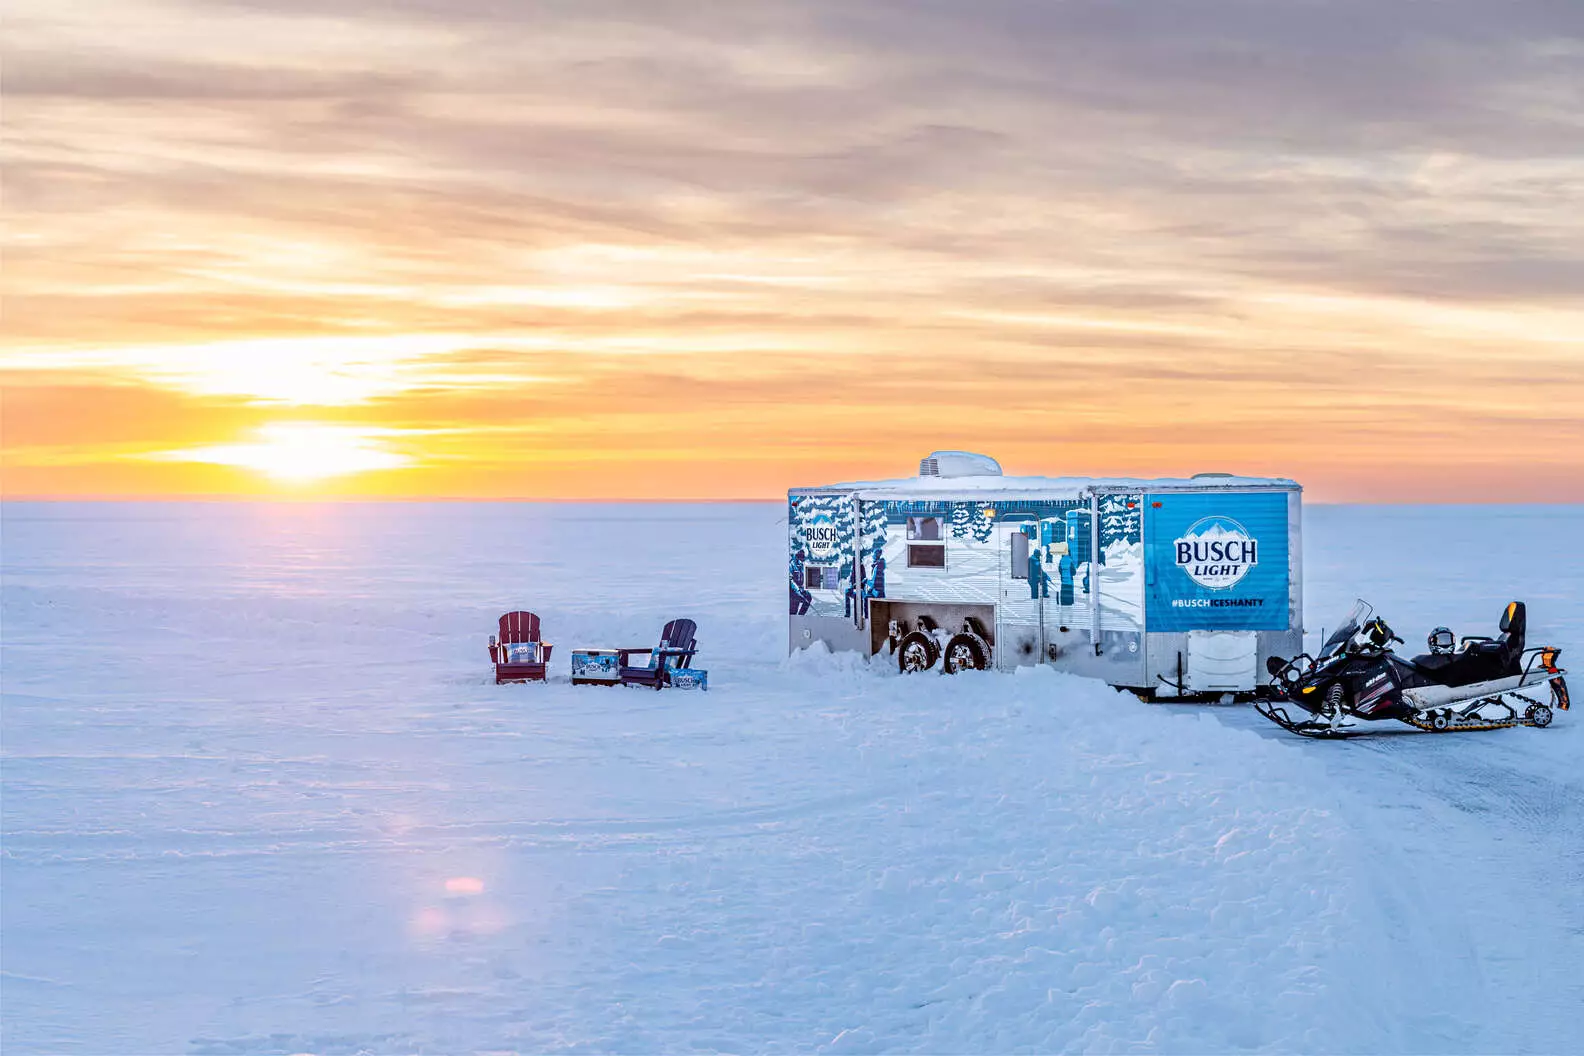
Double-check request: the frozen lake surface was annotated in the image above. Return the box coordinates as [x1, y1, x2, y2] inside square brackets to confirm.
[3, 502, 1582, 1054]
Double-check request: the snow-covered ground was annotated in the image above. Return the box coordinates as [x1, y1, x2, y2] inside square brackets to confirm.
[2, 501, 1581, 1054]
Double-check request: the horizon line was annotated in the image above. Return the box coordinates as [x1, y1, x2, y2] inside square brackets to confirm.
[3, 495, 1581, 508]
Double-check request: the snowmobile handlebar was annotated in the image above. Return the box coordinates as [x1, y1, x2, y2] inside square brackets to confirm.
[1362, 617, 1402, 650]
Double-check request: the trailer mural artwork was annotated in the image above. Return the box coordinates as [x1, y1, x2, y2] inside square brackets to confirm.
[787, 493, 855, 619]
[789, 452, 1303, 697]
[790, 492, 1152, 646]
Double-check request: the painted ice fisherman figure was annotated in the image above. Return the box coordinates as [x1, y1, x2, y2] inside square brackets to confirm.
[1027, 544, 1051, 600]
[1057, 551, 1077, 607]
[843, 553, 888, 619]
[789, 547, 812, 615]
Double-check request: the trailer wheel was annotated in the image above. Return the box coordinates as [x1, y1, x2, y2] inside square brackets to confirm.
[942, 633, 988, 674]
[897, 631, 939, 674]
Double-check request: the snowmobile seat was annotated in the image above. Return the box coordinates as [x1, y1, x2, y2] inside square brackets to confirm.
[491, 610, 553, 684]
[617, 618, 697, 689]
[1408, 603, 1526, 687]
[1467, 601, 1525, 677]
[1407, 650, 1463, 682]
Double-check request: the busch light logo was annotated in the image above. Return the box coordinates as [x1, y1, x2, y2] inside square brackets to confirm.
[1174, 516, 1258, 590]
[805, 514, 840, 561]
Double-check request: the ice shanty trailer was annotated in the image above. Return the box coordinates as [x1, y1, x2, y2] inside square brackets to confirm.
[788, 451, 1303, 697]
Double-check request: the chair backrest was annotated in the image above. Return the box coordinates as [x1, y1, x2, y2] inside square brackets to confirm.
[499, 610, 543, 644]
[659, 618, 697, 667]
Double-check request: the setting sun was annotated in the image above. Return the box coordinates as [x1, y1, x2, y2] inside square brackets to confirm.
[148, 423, 413, 484]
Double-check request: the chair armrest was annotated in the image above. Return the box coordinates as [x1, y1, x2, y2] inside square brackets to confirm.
[542, 644, 554, 662]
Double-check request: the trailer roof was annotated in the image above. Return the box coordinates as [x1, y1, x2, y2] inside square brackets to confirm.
[789, 473, 1299, 498]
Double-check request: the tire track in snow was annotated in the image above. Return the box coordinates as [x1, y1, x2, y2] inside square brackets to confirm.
[1223, 706, 1584, 1052]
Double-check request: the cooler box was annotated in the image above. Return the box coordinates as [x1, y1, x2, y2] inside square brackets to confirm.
[570, 648, 620, 685]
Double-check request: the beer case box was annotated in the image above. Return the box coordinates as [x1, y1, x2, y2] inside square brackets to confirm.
[668, 668, 708, 691]
[788, 451, 1302, 697]
[504, 642, 541, 664]
[570, 649, 621, 685]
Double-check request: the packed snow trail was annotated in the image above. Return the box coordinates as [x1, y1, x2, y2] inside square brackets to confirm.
[2, 502, 1580, 1054]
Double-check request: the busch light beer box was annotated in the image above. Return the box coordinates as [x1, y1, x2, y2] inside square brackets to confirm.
[668, 667, 709, 691]
[504, 641, 541, 664]
[570, 648, 620, 684]
[787, 451, 1301, 698]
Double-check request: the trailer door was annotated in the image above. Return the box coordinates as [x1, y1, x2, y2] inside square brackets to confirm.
[995, 516, 1045, 670]
[1089, 491, 1146, 679]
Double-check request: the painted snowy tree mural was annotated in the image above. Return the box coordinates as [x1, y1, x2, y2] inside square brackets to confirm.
[861, 501, 888, 562]
[971, 504, 995, 543]
[949, 502, 973, 539]
[833, 497, 857, 584]
[1099, 494, 1142, 549]
[859, 500, 889, 612]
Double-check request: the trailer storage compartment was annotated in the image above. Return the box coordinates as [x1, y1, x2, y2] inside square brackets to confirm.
[788, 452, 1302, 696]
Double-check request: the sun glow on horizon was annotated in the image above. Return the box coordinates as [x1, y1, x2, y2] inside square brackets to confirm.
[148, 423, 414, 483]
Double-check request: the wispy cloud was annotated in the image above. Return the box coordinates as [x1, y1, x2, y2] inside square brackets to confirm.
[3, 0, 1581, 499]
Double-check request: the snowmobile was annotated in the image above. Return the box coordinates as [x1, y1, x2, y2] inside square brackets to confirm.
[1255, 600, 1569, 738]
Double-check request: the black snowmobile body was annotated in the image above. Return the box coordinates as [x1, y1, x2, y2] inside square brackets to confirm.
[1256, 601, 1570, 738]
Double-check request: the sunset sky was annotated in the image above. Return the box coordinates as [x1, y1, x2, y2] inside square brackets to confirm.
[4, 0, 1581, 501]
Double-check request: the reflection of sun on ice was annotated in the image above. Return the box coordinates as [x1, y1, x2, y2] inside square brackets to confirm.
[151, 423, 413, 483]
[411, 876, 502, 943]
[444, 876, 485, 896]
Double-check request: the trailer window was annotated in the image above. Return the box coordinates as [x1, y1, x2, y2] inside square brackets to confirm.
[907, 516, 943, 541]
[907, 544, 946, 568]
[1010, 531, 1029, 578]
[805, 566, 840, 590]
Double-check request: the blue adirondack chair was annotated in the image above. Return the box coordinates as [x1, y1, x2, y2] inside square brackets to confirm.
[617, 619, 698, 689]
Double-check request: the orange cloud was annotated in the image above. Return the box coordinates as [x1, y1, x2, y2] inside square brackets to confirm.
[3, 0, 1582, 501]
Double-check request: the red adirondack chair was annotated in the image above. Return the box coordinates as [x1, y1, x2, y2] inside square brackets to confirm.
[490, 610, 553, 684]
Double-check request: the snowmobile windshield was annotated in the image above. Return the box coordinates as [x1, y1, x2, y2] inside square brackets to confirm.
[1320, 600, 1373, 658]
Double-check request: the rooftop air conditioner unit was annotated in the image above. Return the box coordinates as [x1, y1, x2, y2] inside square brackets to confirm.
[919, 451, 1002, 478]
